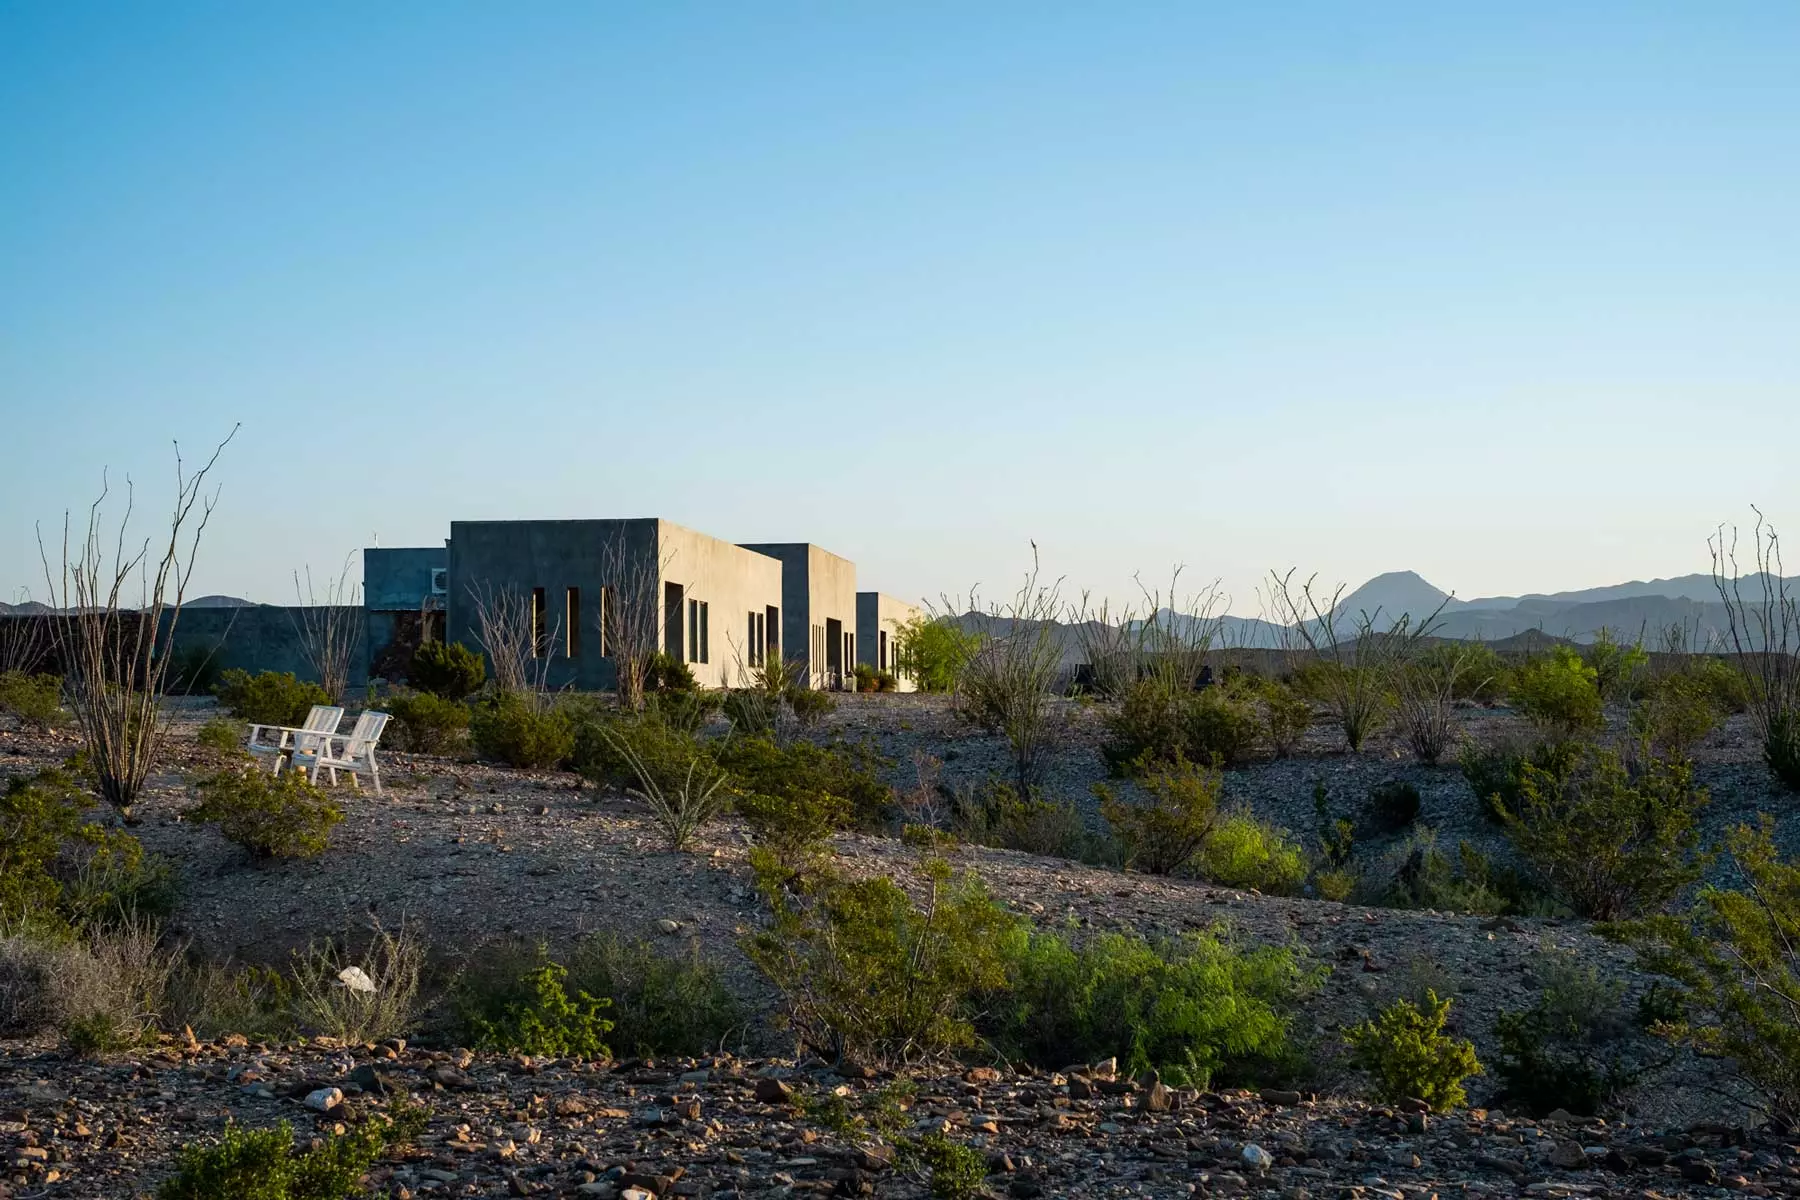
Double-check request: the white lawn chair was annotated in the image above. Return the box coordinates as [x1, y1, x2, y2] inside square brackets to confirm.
[245, 705, 344, 774]
[288, 710, 390, 794]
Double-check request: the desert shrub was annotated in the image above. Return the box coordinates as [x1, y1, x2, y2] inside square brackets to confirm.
[407, 639, 486, 700]
[876, 671, 899, 692]
[2, 769, 171, 936]
[737, 788, 848, 877]
[165, 960, 296, 1043]
[1584, 628, 1650, 703]
[786, 686, 836, 728]
[157, 1103, 427, 1200]
[1509, 648, 1604, 739]
[1102, 680, 1261, 775]
[56, 832, 179, 933]
[565, 933, 743, 1057]
[165, 646, 225, 697]
[721, 688, 778, 737]
[1367, 779, 1422, 833]
[0, 670, 64, 728]
[1459, 737, 1583, 824]
[1199, 814, 1307, 895]
[1494, 949, 1640, 1117]
[1768, 710, 1800, 793]
[1346, 990, 1481, 1111]
[188, 768, 343, 862]
[1349, 828, 1537, 916]
[717, 735, 893, 830]
[895, 616, 983, 694]
[468, 961, 613, 1058]
[1629, 672, 1721, 762]
[645, 651, 698, 692]
[58, 922, 178, 1056]
[1621, 819, 1800, 1125]
[1261, 682, 1313, 758]
[196, 718, 244, 754]
[605, 722, 731, 850]
[287, 926, 424, 1044]
[745, 854, 1023, 1061]
[1097, 753, 1223, 876]
[468, 691, 574, 768]
[909, 1132, 989, 1200]
[382, 690, 470, 754]
[1681, 655, 1751, 714]
[1417, 642, 1508, 704]
[951, 781, 1098, 861]
[214, 670, 331, 728]
[988, 929, 1309, 1088]
[853, 662, 879, 692]
[1291, 662, 1393, 753]
[1497, 747, 1707, 920]
[647, 687, 723, 734]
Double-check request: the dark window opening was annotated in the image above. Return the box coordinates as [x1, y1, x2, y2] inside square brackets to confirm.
[531, 587, 548, 659]
[664, 582, 684, 660]
[566, 587, 581, 658]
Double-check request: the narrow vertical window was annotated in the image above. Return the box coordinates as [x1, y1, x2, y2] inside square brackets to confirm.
[767, 606, 780, 660]
[565, 587, 581, 658]
[880, 630, 888, 671]
[531, 587, 547, 659]
[598, 585, 612, 657]
[688, 599, 699, 662]
[699, 601, 710, 664]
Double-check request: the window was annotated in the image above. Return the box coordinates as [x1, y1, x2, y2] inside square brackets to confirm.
[566, 587, 581, 658]
[598, 585, 613, 657]
[766, 606, 780, 659]
[879, 630, 888, 671]
[700, 600, 710, 664]
[688, 598, 709, 664]
[748, 610, 766, 667]
[531, 587, 548, 659]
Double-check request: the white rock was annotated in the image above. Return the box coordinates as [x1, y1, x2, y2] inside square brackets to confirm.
[336, 966, 376, 993]
[1242, 1143, 1275, 1173]
[304, 1087, 343, 1112]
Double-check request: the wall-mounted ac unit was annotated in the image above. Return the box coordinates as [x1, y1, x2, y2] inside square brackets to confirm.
[430, 568, 449, 595]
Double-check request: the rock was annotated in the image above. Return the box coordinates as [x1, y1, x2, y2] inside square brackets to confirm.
[1397, 1098, 1431, 1114]
[1142, 1081, 1172, 1113]
[755, 1076, 795, 1105]
[349, 1064, 397, 1096]
[1242, 1144, 1275, 1174]
[1261, 1089, 1304, 1106]
[1680, 1160, 1719, 1185]
[655, 919, 682, 935]
[336, 966, 376, 993]
[1550, 1141, 1588, 1170]
[1066, 1076, 1094, 1100]
[1474, 1155, 1526, 1178]
[303, 1087, 343, 1113]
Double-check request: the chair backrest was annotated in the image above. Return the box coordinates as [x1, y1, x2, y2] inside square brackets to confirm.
[341, 710, 390, 759]
[292, 706, 346, 753]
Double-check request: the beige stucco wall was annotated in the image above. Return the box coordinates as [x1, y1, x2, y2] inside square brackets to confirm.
[657, 520, 785, 689]
[857, 591, 922, 691]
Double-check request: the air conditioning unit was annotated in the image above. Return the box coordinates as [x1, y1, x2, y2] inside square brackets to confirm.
[430, 568, 448, 595]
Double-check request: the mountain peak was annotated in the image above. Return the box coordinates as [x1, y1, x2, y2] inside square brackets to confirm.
[1334, 570, 1461, 622]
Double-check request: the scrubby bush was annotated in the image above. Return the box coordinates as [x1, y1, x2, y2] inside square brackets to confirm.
[1291, 662, 1393, 753]
[647, 687, 723, 734]
[2, 769, 171, 936]
[1096, 753, 1222, 876]
[1629, 671, 1721, 762]
[407, 638, 486, 700]
[287, 926, 424, 1044]
[786, 686, 836, 728]
[1260, 682, 1313, 757]
[1101, 680, 1261, 775]
[1768, 710, 1800, 793]
[1497, 747, 1707, 920]
[896, 616, 983, 694]
[1584, 628, 1649, 703]
[717, 735, 893, 830]
[746, 855, 1022, 1061]
[468, 961, 613, 1058]
[196, 718, 244, 754]
[165, 960, 296, 1044]
[721, 688, 778, 737]
[157, 1103, 427, 1200]
[1494, 950, 1639, 1117]
[605, 721, 732, 850]
[1346, 990, 1482, 1111]
[909, 1133, 988, 1200]
[1459, 737, 1583, 824]
[1, 922, 176, 1052]
[988, 930, 1310, 1088]
[214, 670, 330, 728]
[1509, 648, 1604, 738]
[565, 933, 743, 1057]
[468, 692, 574, 768]
[951, 781, 1098, 862]
[1418, 642, 1508, 704]
[737, 788, 848, 877]
[1680, 655, 1751, 714]
[1199, 814, 1307, 895]
[1367, 779, 1422, 832]
[188, 768, 343, 862]
[0, 670, 64, 728]
[645, 651, 698, 693]
[1622, 819, 1800, 1125]
[853, 662, 879, 692]
[382, 690, 470, 754]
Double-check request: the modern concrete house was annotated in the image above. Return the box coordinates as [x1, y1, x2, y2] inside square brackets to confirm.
[739, 542, 858, 689]
[856, 591, 923, 691]
[363, 546, 448, 678]
[447, 518, 783, 690]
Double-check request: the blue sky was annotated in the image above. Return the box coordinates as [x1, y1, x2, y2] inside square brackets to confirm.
[3, 2, 1796, 613]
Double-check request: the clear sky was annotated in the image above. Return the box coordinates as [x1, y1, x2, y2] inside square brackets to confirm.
[3, 2, 1796, 615]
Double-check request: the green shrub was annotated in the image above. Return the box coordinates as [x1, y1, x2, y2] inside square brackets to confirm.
[875, 671, 899, 693]
[1622, 819, 1800, 1124]
[468, 692, 574, 768]
[988, 930, 1309, 1088]
[187, 768, 343, 862]
[1584, 629, 1649, 703]
[382, 690, 470, 754]
[1509, 648, 1604, 738]
[853, 662, 879, 692]
[1418, 642, 1508, 704]
[716, 735, 893, 830]
[721, 688, 778, 737]
[647, 687, 723, 734]
[1346, 990, 1481, 1111]
[467, 960, 613, 1058]
[1096, 753, 1221, 876]
[407, 639, 486, 700]
[166, 961, 296, 1044]
[576, 709, 701, 792]
[737, 788, 848, 877]
[165, 646, 226, 697]
[1459, 737, 1583, 824]
[745, 855, 1022, 1061]
[1367, 779, 1422, 833]
[895, 616, 983, 694]
[786, 686, 836, 728]
[1630, 671, 1722, 762]
[1200, 814, 1307, 895]
[951, 781, 1098, 861]
[1101, 680, 1262, 775]
[1350, 827, 1543, 916]
[0, 670, 64, 728]
[1767, 709, 1800, 792]
[2, 769, 171, 935]
[196, 718, 244, 754]
[565, 933, 743, 1057]
[157, 1103, 427, 1200]
[910, 1133, 988, 1200]
[645, 651, 698, 692]
[1681, 655, 1751, 714]
[1497, 747, 1707, 920]
[1494, 950, 1638, 1117]
[604, 722, 732, 850]
[214, 670, 331, 727]
[1261, 683, 1313, 758]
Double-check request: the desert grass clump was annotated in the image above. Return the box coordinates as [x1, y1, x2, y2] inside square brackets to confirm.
[287, 925, 424, 1045]
[1393, 642, 1488, 764]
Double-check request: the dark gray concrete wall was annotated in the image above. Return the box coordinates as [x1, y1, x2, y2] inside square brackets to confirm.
[740, 543, 811, 675]
[163, 605, 367, 688]
[365, 546, 447, 611]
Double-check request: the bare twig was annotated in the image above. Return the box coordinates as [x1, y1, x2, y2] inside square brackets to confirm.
[290, 552, 362, 703]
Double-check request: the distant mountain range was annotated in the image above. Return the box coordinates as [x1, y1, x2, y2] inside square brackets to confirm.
[0, 594, 258, 616]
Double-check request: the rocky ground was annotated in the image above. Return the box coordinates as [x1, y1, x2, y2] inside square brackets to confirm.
[0, 693, 1791, 1197]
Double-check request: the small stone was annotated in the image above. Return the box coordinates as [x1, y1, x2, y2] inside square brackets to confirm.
[1680, 1160, 1719, 1185]
[1261, 1089, 1303, 1107]
[1549, 1141, 1588, 1169]
[336, 966, 376, 994]
[1243, 1144, 1275, 1174]
[303, 1087, 343, 1113]
[655, 919, 682, 935]
[755, 1077, 795, 1105]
